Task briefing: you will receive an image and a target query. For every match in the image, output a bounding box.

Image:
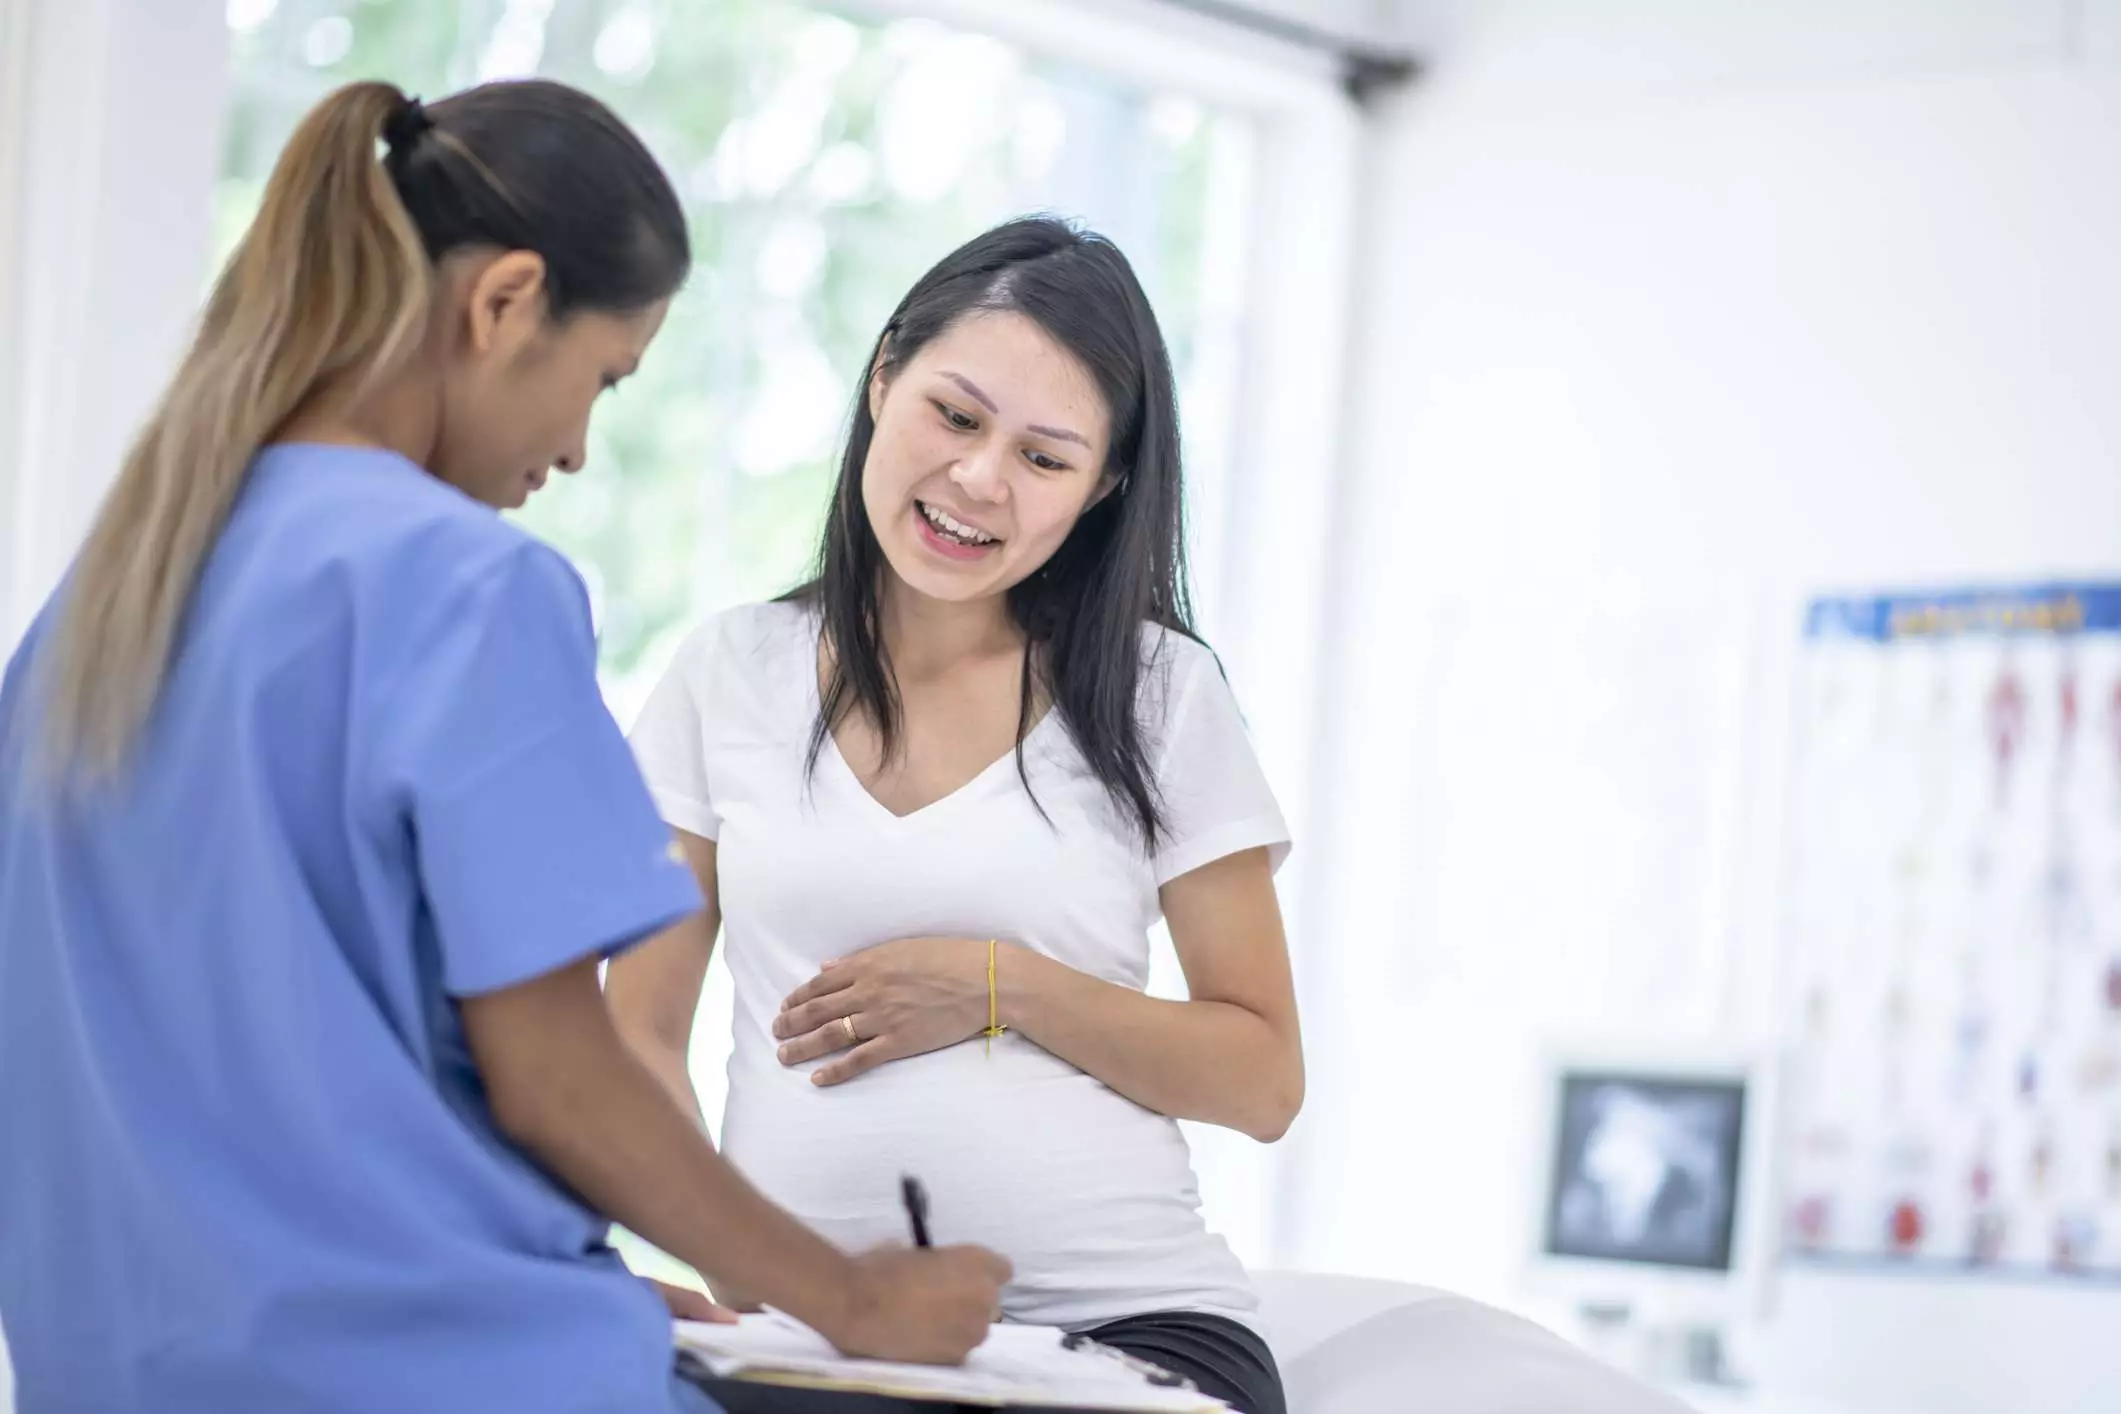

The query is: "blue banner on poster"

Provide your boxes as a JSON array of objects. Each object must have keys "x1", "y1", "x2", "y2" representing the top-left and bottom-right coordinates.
[{"x1": 1805, "y1": 582, "x2": 2121, "y2": 641}]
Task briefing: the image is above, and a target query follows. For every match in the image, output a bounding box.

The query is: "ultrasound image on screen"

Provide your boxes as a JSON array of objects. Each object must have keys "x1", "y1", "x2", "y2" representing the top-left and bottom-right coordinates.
[{"x1": 1543, "y1": 1072, "x2": 1746, "y2": 1272}]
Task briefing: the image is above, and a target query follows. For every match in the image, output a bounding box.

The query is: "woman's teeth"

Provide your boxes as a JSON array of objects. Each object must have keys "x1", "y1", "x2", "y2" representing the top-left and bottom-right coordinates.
[{"x1": 919, "y1": 501, "x2": 998, "y2": 546}]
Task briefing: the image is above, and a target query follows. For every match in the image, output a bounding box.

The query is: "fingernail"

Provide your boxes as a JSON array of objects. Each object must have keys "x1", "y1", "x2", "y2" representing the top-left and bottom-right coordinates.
[{"x1": 777, "y1": 1046, "x2": 792, "y2": 1063}]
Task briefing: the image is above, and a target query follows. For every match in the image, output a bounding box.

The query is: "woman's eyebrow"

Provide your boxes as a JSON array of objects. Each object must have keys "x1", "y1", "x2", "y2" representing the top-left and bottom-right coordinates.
[
  {"x1": 940, "y1": 371, "x2": 997, "y2": 414},
  {"x1": 941, "y1": 371, "x2": 1088, "y2": 447}
]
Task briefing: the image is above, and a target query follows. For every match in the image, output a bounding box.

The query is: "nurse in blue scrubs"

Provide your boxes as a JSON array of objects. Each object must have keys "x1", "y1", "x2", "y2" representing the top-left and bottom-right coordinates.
[{"x1": 0, "y1": 79, "x2": 1004, "y2": 1414}]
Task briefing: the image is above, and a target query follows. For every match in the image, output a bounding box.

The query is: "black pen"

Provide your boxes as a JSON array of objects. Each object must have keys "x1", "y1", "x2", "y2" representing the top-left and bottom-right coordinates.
[{"x1": 900, "y1": 1174, "x2": 932, "y2": 1248}]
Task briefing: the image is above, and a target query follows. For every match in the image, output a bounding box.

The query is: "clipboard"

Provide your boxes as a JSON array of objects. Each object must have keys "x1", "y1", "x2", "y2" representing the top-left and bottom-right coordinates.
[{"x1": 674, "y1": 1313, "x2": 1231, "y2": 1411}]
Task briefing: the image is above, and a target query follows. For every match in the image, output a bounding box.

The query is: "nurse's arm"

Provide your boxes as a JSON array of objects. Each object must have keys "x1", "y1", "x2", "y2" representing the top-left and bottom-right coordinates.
[
  {"x1": 460, "y1": 950, "x2": 1008, "y2": 1360},
  {"x1": 605, "y1": 829, "x2": 720, "y2": 1121},
  {"x1": 463, "y1": 954, "x2": 844, "y2": 1310}
]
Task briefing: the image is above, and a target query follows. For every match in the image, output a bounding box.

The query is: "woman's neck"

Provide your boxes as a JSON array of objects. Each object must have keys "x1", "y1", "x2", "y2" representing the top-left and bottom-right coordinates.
[
  {"x1": 275, "y1": 363, "x2": 439, "y2": 467},
  {"x1": 878, "y1": 575, "x2": 1020, "y2": 681}
]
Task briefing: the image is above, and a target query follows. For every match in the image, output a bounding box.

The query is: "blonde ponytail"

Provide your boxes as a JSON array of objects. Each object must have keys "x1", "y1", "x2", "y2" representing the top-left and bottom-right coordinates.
[{"x1": 39, "y1": 82, "x2": 432, "y2": 780}]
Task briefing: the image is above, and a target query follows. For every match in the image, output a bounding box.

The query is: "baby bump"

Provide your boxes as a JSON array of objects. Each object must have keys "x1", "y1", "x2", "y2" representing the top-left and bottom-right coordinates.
[{"x1": 718, "y1": 1036, "x2": 1228, "y2": 1316}]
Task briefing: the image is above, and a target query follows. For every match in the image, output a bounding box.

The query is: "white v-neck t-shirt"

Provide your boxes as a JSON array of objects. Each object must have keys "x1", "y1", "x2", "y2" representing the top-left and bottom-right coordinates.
[{"x1": 627, "y1": 601, "x2": 1289, "y2": 1329}]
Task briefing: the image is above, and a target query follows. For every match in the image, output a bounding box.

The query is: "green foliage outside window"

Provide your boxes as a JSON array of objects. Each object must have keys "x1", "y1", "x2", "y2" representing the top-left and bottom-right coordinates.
[{"x1": 218, "y1": 0, "x2": 1246, "y2": 717}]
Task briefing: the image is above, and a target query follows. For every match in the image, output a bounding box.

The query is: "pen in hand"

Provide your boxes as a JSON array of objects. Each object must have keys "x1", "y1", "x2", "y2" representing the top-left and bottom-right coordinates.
[{"x1": 900, "y1": 1174, "x2": 932, "y2": 1249}]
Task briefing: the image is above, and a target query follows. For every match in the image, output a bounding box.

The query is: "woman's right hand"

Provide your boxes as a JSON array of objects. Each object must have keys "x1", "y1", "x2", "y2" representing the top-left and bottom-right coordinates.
[{"x1": 821, "y1": 1244, "x2": 1012, "y2": 1365}]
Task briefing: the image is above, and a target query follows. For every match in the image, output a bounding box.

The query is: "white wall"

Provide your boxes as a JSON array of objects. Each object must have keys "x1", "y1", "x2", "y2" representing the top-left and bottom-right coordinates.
[
  {"x1": 1283, "y1": 2, "x2": 2121, "y2": 1412},
  {"x1": 0, "y1": 0, "x2": 33, "y2": 650},
  {"x1": 0, "y1": 0, "x2": 228, "y2": 649}
]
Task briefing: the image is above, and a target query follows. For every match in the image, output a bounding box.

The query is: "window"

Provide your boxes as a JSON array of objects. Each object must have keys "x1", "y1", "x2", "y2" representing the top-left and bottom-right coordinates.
[
  {"x1": 218, "y1": 0, "x2": 1252, "y2": 723},
  {"x1": 219, "y1": 0, "x2": 1260, "y2": 1284}
]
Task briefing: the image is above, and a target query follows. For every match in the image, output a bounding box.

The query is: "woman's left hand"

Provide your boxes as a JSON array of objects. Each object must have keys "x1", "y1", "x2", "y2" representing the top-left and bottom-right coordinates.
[{"x1": 774, "y1": 938, "x2": 1005, "y2": 1086}]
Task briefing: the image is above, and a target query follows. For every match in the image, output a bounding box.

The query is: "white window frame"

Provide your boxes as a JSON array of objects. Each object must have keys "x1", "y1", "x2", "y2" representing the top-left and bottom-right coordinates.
[{"x1": 0, "y1": 0, "x2": 1365, "y2": 1268}]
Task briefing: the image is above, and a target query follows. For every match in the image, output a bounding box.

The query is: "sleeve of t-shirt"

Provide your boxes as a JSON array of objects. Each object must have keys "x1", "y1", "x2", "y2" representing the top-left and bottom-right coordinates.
[
  {"x1": 1149, "y1": 641, "x2": 1293, "y2": 888},
  {"x1": 626, "y1": 617, "x2": 723, "y2": 841},
  {"x1": 389, "y1": 542, "x2": 703, "y2": 997}
]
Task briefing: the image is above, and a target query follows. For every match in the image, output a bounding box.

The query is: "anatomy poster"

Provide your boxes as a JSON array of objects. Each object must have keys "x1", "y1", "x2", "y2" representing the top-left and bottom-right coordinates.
[{"x1": 1780, "y1": 584, "x2": 2121, "y2": 1281}]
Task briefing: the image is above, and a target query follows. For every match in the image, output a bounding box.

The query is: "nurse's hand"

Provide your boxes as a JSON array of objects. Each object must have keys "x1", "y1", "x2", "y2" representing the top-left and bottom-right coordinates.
[
  {"x1": 774, "y1": 938, "x2": 1010, "y2": 1086},
  {"x1": 828, "y1": 1244, "x2": 1011, "y2": 1364},
  {"x1": 647, "y1": 1278, "x2": 738, "y2": 1324}
]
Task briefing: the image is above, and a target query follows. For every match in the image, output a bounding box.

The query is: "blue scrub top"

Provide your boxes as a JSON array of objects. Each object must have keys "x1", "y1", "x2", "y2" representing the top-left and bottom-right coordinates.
[{"x1": 0, "y1": 444, "x2": 716, "y2": 1412}]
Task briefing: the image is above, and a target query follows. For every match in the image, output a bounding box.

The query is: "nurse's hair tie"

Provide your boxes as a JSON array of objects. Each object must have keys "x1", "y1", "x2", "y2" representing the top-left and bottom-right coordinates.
[{"x1": 382, "y1": 95, "x2": 434, "y2": 157}]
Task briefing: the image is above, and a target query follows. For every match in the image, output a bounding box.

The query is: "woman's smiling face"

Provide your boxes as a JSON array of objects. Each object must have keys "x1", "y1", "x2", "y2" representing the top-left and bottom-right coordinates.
[{"x1": 860, "y1": 310, "x2": 1114, "y2": 606}]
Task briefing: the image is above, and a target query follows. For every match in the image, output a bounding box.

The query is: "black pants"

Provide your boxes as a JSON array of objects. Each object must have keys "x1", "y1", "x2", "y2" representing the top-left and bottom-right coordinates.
[{"x1": 685, "y1": 1310, "x2": 1285, "y2": 1414}]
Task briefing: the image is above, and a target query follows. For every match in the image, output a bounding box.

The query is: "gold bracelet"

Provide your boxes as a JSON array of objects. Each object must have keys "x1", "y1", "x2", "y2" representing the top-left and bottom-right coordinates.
[{"x1": 984, "y1": 938, "x2": 1009, "y2": 1055}]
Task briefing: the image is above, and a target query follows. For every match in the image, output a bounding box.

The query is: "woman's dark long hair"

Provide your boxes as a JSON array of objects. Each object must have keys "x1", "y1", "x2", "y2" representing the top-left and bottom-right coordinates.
[{"x1": 790, "y1": 217, "x2": 1196, "y2": 845}]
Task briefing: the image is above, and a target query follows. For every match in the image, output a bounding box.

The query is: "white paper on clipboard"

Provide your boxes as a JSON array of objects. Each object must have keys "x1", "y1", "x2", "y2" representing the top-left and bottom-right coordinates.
[{"x1": 674, "y1": 1312, "x2": 1230, "y2": 1411}]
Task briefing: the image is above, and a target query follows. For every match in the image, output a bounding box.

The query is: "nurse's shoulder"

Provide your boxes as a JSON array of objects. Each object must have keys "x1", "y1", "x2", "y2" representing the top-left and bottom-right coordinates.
[{"x1": 231, "y1": 441, "x2": 594, "y2": 673}]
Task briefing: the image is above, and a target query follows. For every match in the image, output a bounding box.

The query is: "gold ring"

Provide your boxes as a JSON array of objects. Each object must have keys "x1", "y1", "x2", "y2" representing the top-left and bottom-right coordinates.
[{"x1": 840, "y1": 1016, "x2": 860, "y2": 1046}]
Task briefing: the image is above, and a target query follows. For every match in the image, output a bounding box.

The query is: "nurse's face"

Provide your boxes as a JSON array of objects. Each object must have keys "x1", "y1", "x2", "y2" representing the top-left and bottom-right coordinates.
[{"x1": 428, "y1": 250, "x2": 668, "y2": 511}]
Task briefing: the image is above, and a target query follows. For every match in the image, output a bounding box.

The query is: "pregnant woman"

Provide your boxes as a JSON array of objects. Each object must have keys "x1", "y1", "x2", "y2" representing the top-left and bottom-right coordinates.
[{"x1": 612, "y1": 217, "x2": 1303, "y2": 1414}]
